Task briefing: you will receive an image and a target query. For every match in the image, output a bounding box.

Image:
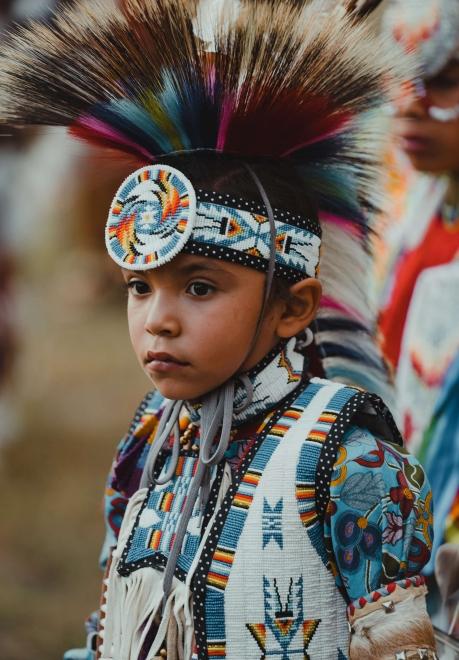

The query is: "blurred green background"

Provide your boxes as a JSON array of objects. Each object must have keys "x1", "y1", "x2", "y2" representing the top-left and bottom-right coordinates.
[{"x1": 0, "y1": 296, "x2": 146, "y2": 658}]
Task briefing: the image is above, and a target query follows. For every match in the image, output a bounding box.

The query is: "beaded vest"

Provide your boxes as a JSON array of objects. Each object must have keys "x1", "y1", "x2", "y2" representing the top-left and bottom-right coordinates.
[{"x1": 99, "y1": 343, "x2": 400, "y2": 660}]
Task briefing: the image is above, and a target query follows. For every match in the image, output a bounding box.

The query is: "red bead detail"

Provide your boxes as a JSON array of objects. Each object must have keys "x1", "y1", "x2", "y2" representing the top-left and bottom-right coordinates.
[
  {"x1": 359, "y1": 597, "x2": 367, "y2": 608},
  {"x1": 387, "y1": 582, "x2": 396, "y2": 594},
  {"x1": 372, "y1": 591, "x2": 381, "y2": 601}
]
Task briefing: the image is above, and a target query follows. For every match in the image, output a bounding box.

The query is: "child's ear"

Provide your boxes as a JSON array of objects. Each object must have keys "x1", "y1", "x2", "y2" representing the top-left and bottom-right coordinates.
[{"x1": 275, "y1": 278, "x2": 322, "y2": 338}]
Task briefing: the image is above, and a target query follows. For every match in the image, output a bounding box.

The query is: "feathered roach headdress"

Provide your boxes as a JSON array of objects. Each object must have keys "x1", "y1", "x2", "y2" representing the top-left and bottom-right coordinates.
[{"x1": 0, "y1": 0, "x2": 404, "y2": 399}]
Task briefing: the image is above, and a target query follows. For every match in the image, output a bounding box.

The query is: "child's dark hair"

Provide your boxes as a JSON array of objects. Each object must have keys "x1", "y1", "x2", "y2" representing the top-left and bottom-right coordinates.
[
  {"x1": 162, "y1": 150, "x2": 319, "y2": 303},
  {"x1": 162, "y1": 151, "x2": 318, "y2": 226},
  {"x1": 268, "y1": 276, "x2": 293, "y2": 306}
]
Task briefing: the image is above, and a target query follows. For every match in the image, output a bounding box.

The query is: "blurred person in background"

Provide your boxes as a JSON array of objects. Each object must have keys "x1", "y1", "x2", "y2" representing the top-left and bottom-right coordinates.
[{"x1": 380, "y1": 0, "x2": 459, "y2": 638}]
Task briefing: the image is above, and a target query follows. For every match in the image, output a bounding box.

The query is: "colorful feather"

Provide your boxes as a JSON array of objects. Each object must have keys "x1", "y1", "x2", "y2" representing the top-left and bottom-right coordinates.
[{"x1": 0, "y1": 0, "x2": 408, "y2": 398}]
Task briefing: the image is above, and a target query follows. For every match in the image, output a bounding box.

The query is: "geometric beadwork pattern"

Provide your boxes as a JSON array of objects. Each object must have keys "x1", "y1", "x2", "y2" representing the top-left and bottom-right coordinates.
[
  {"x1": 246, "y1": 575, "x2": 321, "y2": 660},
  {"x1": 185, "y1": 338, "x2": 304, "y2": 430},
  {"x1": 204, "y1": 382, "x2": 325, "y2": 659},
  {"x1": 106, "y1": 164, "x2": 321, "y2": 278},
  {"x1": 262, "y1": 498, "x2": 284, "y2": 549},
  {"x1": 192, "y1": 202, "x2": 321, "y2": 278},
  {"x1": 118, "y1": 454, "x2": 214, "y2": 577},
  {"x1": 106, "y1": 164, "x2": 196, "y2": 269}
]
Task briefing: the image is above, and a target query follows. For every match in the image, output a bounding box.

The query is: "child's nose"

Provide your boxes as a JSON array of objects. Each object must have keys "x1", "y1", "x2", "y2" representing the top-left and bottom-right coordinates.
[
  {"x1": 144, "y1": 296, "x2": 181, "y2": 337},
  {"x1": 400, "y1": 96, "x2": 429, "y2": 120},
  {"x1": 396, "y1": 79, "x2": 430, "y2": 120}
]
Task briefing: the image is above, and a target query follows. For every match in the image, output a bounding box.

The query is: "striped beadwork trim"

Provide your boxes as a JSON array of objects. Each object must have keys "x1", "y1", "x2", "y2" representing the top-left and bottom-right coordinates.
[
  {"x1": 314, "y1": 390, "x2": 403, "y2": 525},
  {"x1": 296, "y1": 385, "x2": 359, "y2": 566},
  {"x1": 191, "y1": 376, "x2": 314, "y2": 660},
  {"x1": 348, "y1": 575, "x2": 426, "y2": 617}
]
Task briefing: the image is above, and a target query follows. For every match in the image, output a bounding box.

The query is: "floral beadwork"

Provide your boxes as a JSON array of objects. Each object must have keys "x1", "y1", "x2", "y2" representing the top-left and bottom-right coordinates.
[
  {"x1": 335, "y1": 510, "x2": 381, "y2": 572},
  {"x1": 382, "y1": 512, "x2": 404, "y2": 545},
  {"x1": 389, "y1": 470, "x2": 415, "y2": 519},
  {"x1": 324, "y1": 425, "x2": 433, "y2": 603}
]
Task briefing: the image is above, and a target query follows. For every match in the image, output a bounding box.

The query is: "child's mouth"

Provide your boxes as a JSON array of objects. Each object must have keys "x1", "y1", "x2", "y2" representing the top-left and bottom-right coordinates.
[
  {"x1": 145, "y1": 351, "x2": 189, "y2": 373},
  {"x1": 398, "y1": 132, "x2": 433, "y2": 155}
]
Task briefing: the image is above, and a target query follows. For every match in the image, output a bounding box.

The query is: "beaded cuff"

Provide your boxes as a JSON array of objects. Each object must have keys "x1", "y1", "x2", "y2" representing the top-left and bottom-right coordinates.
[{"x1": 347, "y1": 578, "x2": 437, "y2": 660}]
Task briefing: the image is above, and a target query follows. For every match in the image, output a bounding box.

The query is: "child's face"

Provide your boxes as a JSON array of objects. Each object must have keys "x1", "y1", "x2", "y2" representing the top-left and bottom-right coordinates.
[
  {"x1": 122, "y1": 254, "x2": 286, "y2": 401},
  {"x1": 394, "y1": 61, "x2": 459, "y2": 173}
]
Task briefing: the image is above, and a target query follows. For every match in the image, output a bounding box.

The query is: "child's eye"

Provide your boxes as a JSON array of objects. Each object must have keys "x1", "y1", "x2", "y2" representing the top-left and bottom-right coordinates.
[
  {"x1": 126, "y1": 279, "x2": 150, "y2": 296},
  {"x1": 429, "y1": 75, "x2": 459, "y2": 91},
  {"x1": 187, "y1": 281, "x2": 215, "y2": 297}
]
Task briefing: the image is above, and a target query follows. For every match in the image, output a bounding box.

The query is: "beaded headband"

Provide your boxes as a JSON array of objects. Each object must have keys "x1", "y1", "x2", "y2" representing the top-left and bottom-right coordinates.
[{"x1": 106, "y1": 164, "x2": 322, "y2": 282}]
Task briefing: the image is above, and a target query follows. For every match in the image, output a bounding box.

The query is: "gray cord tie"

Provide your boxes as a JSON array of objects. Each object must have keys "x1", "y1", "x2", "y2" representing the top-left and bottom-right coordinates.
[
  {"x1": 161, "y1": 379, "x2": 237, "y2": 605},
  {"x1": 200, "y1": 381, "x2": 235, "y2": 466},
  {"x1": 139, "y1": 399, "x2": 182, "y2": 489}
]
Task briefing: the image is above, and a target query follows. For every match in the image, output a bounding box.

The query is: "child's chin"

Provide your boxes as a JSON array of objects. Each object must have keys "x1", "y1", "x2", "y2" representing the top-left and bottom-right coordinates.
[
  {"x1": 153, "y1": 380, "x2": 208, "y2": 402},
  {"x1": 147, "y1": 369, "x2": 230, "y2": 401}
]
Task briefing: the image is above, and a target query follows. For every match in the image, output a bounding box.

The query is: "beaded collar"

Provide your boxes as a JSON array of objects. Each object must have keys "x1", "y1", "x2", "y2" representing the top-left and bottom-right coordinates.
[{"x1": 186, "y1": 336, "x2": 306, "y2": 428}]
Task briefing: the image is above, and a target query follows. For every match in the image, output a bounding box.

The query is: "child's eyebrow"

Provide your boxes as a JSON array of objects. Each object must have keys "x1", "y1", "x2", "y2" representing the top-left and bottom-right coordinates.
[
  {"x1": 122, "y1": 269, "x2": 144, "y2": 277},
  {"x1": 174, "y1": 260, "x2": 232, "y2": 276},
  {"x1": 124, "y1": 260, "x2": 235, "y2": 278}
]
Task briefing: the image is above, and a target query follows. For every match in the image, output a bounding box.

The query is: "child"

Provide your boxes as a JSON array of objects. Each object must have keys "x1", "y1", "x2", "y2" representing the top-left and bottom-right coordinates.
[{"x1": 0, "y1": 0, "x2": 436, "y2": 658}]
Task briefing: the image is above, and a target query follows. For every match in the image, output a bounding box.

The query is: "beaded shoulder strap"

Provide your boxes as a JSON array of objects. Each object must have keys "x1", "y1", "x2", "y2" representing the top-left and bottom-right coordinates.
[{"x1": 314, "y1": 388, "x2": 403, "y2": 524}]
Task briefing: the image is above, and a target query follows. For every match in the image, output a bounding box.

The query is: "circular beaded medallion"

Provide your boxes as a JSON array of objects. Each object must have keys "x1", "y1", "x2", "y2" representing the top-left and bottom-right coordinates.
[{"x1": 105, "y1": 164, "x2": 196, "y2": 269}]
